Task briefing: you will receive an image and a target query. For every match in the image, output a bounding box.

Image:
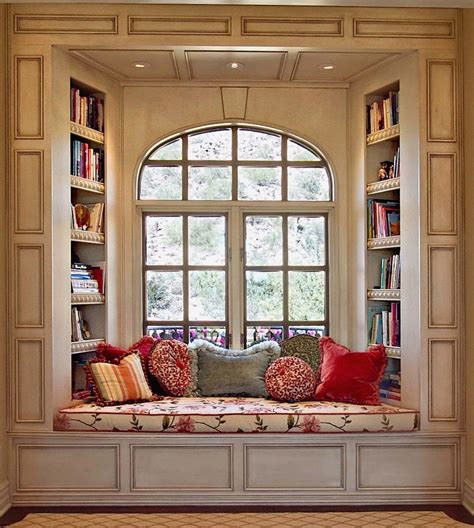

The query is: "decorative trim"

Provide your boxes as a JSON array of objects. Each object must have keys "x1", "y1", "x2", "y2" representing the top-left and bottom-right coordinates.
[
  {"x1": 71, "y1": 293, "x2": 105, "y2": 305},
  {"x1": 428, "y1": 338, "x2": 457, "y2": 422},
  {"x1": 14, "y1": 244, "x2": 44, "y2": 328},
  {"x1": 14, "y1": 150, "x2": 44, "y2": 234},
  {"x1": 463, "y1": 479, "x2": 474, "y2": 515},
  {"x1": 70, "y1": 122, "x2": 104, "y2": 144},
  {"x1": 220, "y1": 87, "x2": 248, "y2": 119},
  {"x1": 427, "y1": 153, "x2": 457, "y2": 235},
  {"x1": 427, "y1": 59, "x2": 457, "y2": 143},
  {"x1": 367, "y1": 236, "x2": 400, "y2": 250},
  {"x1": 353, "y1": 18, "x2": 455, "y2": 39},
  {"x1": 385, "y1": 346, "x2": 401, "y2": 359},
  {"x1": 71, "y1": 339, "x2": 105, "y2": 354},
  {"x1": 71, "y1": 175, "x2": 105, "y2": 194},
  {"x1": 241, "y1": 17, "x2": 343, "y2": 37},
  {"x1": 366, "y1": 124, "x2": 400, "y2": 145},
  {"x1": 428, "y1": 245, "x2": 457, "y2": 328},
  {"x1": 15, "y1": 339, "x2": 45, "y2": 423},
  {"x1": 366, "y1": 177, "x2": 400, "y2": 195},
  {"x1": 128, "y1": 16, "x2": 231, "y2": 35},
  {"x1": 14, "y1": 14, "x2": 118, "y2": 34},
  {"x1": 367, "y1": 289, "x2": 400, "y2": 301},
  {"x1": 0, "y1": 480, "x2": 10, "y2": 517},
  {"x1": 14, "y1": 56, "x2": 44, "y2": 140},
  {"x1": 71, "y1": 229, "x2": 105, "y2": 245}
]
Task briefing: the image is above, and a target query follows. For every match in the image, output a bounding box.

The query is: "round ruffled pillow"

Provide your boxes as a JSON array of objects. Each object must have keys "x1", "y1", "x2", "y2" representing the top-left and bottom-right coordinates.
[
  {"x1": 265, "y1": 356, "x2": 316, "y2": 402},
  {"x1": 149, "y1": 340, "x2": 191, "y2": 396}
]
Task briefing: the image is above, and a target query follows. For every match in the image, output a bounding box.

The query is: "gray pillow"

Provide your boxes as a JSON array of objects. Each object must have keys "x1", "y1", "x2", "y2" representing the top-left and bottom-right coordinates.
[{"x1": 189, "y1": 340, "x2": 281, "y2": 397}]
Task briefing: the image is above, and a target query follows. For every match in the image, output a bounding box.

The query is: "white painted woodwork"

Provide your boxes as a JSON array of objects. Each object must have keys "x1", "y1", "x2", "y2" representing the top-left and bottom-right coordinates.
[
  {"x1": 14, "y1": 150, "x2": 44, "y2": 234},
  {"x1": 428, "y1": 339, "x2": 457, "y2": 421},
  {"x1": 14, "y1": 56, "x2": 43, "y2": 139}
]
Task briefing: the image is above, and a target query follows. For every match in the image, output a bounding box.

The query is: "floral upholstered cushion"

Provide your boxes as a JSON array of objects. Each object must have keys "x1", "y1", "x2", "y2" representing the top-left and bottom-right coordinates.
[
  {"x1": 281, "y1": 334, "x2": 321, "y2": 373},
  {"x1": 149, "y1": 340, "x2": 191, "y2": 397},
  {"x1": 56, "y1": 397, "x2": 419, "y2": 433},
  {"x1": 265, "y1": 357, "x2": 316, "y2": 402}
]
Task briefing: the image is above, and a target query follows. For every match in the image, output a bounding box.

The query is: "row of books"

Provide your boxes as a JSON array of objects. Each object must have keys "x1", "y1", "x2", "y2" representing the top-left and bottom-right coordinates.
[
  {"x1": 71, "y1": 139, "x2": 104, "y2": 182},
  {"x1": 380, "y1": 372, "x2": 401, "y2": 401},
  {"x1": 71, "y1": 262, "x2": 105, "y2": 294},
  {"x1": 378, "y1": 254, "x2": 400, "y2": 290},
  {"x1": 70, "y1": 86, "x2": 104, "y2": 132},
  {"x1": 368, "y1": 199, "x2": 400, "y2": 239},
  {"x1": 392, "y1": 147, "x2": 400, "y2": 179},
  {"x1": 368, "y1": 302, "x2": 400, "y2": 347},
  {"x1": 367, "y1": 91, "x2": 400, "y2": 134},
  {"x1": 71, "y1": 307, "x2": 92, "y2": 342},
  {"x1": 70, "y1": 202, "x2": 105, "y2": 233}
]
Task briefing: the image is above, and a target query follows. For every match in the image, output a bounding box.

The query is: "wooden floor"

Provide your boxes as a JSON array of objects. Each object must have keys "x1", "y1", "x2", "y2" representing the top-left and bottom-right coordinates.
[{"x1": 1, "y1": 506, "x2": 473, "y2": 527}]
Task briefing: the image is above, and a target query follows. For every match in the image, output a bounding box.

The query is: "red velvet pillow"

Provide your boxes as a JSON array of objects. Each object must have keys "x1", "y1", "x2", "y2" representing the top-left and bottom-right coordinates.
[
  {"x1": 149, "y1": 339, "x2": 191, "y2": 396},
  {"x1": 96, "y1": 336, "x2": 156, "y2": 362},
  {"x1": 265, "y1": 357, "x2": 316, "y2": 402},
  {"x1": 315, "y1": 337, "x2": 387, "y2": 405}
]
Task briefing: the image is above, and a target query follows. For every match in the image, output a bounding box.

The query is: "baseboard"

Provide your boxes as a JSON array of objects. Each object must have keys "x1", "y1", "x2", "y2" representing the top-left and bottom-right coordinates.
[
  {"x1": 0, "y1": 480, "x2": 11, "y2": 516},
  {"x1": 463, "y1": 479, "x2": 474, "y2": 516}
]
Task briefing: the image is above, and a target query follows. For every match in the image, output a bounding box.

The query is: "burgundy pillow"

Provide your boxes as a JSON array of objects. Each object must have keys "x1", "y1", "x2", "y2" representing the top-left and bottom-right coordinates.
[
  {"x1": 265, "y1": 356, "x2": 316, "y2": 402},
  {"x1": 149, "y1": 339, "x2": 191, "y2": 396},
  {"x1": 315, "y1": 337, "x2": 387, "y2": 405}
]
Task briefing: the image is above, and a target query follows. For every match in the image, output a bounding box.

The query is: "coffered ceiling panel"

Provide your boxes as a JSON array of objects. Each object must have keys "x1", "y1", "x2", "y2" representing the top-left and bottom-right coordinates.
[{"x1": 185, "y1": 50, "x2": 287, "y2": 81}]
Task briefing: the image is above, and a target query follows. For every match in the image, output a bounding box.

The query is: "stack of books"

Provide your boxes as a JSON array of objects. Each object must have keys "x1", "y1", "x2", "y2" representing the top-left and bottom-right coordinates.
[
  {"x1": 367, "y1": 90, "x2": 400, "y2": 134},
  {"x1": 368, "y1": 199, "x2": 400, "y2": 238},
  {"x1": 71, "y1": 307, "x2": 91, "y2": 342},
  {"x1": 70, "y1": 86, "x2": 104, "y2": 132},
  {"x1": 379, "y1": 255, "x2": 400, "y2": 289},
  {"x1": 380, "y1": 372, "x2": 401, "y2": 401},
  {"x1": 368, "y1": 302, "x2": 400, "y2": 347},
  {"x1": 71, "y1": 262, "x2": 104, "y2": 294},
  {"x1": 71, "y1": 139, "x2": 104, "y2": 181}
]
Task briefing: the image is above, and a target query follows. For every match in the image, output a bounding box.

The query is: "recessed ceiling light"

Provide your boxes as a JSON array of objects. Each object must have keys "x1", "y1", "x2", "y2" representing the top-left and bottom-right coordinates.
[
  {"x1": 320, "y1": 64, "x2": 335, "y2": 71},
  {"x1": 132, "y1": 62, "x2": 150, "y2": 69},
  {"x1": 226, "y1": 62, "x2": 244, "y2": 70}
]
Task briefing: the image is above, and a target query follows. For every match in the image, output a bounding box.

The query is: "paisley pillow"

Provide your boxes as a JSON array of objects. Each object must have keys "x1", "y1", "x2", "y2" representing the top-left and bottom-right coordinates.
[
  {"x1": 281, "y1": 334, "x2": 321, "y2": 373},
  {"x1": 149, "y1": 339, "x2": 191, "y2": 396},
  {"x1": 265, "y1": 356, "x2": 316, "y2": 402}
]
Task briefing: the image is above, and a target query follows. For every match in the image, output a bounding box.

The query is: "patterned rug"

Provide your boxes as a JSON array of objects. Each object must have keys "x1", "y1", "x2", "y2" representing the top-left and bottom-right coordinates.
[{"x1": 8, "y1": 511, "x2": 473, "y2": 527}]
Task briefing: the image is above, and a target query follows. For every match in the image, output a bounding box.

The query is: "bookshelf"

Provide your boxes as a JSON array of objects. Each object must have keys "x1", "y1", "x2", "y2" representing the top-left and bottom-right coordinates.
[
  {"x1": 69, "y1": 79, "x2": 106, "y2": 399},
  {"x1": 365, "y1": 83, "x2": 401, "y2": 406}
]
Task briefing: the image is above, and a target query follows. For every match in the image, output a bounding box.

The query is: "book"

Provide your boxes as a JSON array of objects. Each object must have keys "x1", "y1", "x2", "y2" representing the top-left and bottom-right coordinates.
[
  {"x1": 368, "y1": 200, "x2": 400, "y2": 239},
  {"x1": 368, "y1": 302, "x2": 400, "y2": 347},
  {"x1": 367, "y1": 90, "x2": 400, "y2": 134},
  {"x1": 71, "y1": 86, "x2": 104, "y2": 132},
  {"x1": 71, "y1": 139, "x2": 104, "y2": 181},
  {"x1": 87, "y1": 203, "x2": 105, "y2": 233},
  {"x1": 378, "y1": 255, "x2": 400, "y2": 289}
]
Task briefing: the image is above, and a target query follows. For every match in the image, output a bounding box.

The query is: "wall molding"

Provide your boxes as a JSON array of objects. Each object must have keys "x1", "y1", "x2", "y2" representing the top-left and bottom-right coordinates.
[
  {"x1": 14, "y1": 14, "x2": 118, "y2": 34},
  {"x1": 241, "y1": 17, "x2": 343, "y2": 37},
  {"x1": 427, "y1": 152, "x2": 457, "y2": 235},
  {"x1": 14, "y1": 244, "x2": 44, "y2": 329},
  {"x1": 128, "y1": 16, "x2": 231, "y2": 35},
  {"x1": 428, "y1": 338, "x2": 457, "y2": 422},
  {"x1": 353, "y1": 18, "x2": 455, "y2": 39},
  {"x1": 428, "y1": 245, "x2": 457, "y2": 329},
  {"x1": 0, "y1": 480, "x2": 11, "y2": 517},
  {"x1": 427, "y1": 59, "x2": 457, "y2": 142},
  {"x1": 14, "y1": 150, "x2": 44, "y2": 234},
  {"x1": 463, "y1": 479, "x2": 474, "y2": 515}
]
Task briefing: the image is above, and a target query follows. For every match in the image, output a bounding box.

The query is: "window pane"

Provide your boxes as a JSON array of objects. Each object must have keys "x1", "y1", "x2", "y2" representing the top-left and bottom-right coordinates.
[
  {"x1": 238, "y1": 167, "x2": 281, "y2": 200},
  {"x1": 146, "y1": 271, "x2": 183, "y2": 320},
  {"x1": 289, "y1": 271, "x2": 325, "y2": 320},
  {"x1": 288, "y1": 139, "x2": 320, "y2": 161},
  {"x1": 288, "y1": 167, "x2": 330, "y2": 201},
  {"x1": 289, "y1": 326, "x2": 325, "y2": 338},
  {"x1": 149, "y1": 139, "x2": 182, "y2": 161},
  {"x1": 238, "y1": 129, "x2": 281, "y2": 160},
  {"x1": 140, "y1": 166, "x2": 182, "y2": 200},
  {"x1": 146, "y1": 216, "x2": 183, "y2": 265},
  {"x1": 189, "y1": 129, "x2": 231, "y2": 160},
  {"x1": 189, "y1": 216, "x2": 226, "y2": 266},
  {"x1": 246, "y1": 271, "x2": 283, "y2": 320},
  {"x1": 147, "y1": 326, "x2": 184, "y2": 341},
  {"x1": 246, "y1": 216, "x2": 282, "y2": 266},
  {"x1": 190, "y1": 326, "x2": 226, "y2": 347},
  {"x1": 189, "y1": 270, "x2": 226, "y2": 320},
  {"x1": 246, "y1": 325, "x2": 283, "y2": 347},
  {"x1": 188, "y1": 166, "x2": 232, "y2": 200},
  {"x1": 288, "y1": 216, "x2": 325, "y2": 266}
]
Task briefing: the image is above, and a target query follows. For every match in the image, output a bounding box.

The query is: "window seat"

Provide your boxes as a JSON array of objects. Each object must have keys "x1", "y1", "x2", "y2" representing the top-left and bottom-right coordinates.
[{"x1": 55, "y1": 397, "x2": 418, "y2": 433}]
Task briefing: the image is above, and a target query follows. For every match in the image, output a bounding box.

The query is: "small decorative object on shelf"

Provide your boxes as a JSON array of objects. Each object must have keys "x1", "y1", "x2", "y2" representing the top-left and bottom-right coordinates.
[{"x1": 70, "y1": 202, "x2": 104, "y2": 233}]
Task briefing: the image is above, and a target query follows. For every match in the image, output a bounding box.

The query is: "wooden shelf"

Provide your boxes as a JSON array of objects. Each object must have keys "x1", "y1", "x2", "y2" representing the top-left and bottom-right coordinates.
[
  {"x1": 367, "y1": 288, "x2": 401, "y2": 301},
  {"x1": 71, "y1": 229, "x2": 105, "y2": 244},
  {"x1": 367, "y1": 236, "x2": 400, "y2": 250},
  {"x1": 71, "y1": 293, "x2": 105, "y2": 305},
  {"x1": 70, "y1": 121, "x2": 104, "y2": 144},
  {"x1": 367, "y1": 177, "x2": 400, "y2": 195},
  {"x1": 71, "y1": 175, "x2": 105, "y2": 194},
  {"x1": 386, "y1": 346, "x2": 401, "y2": 359},
  {"x1": 71, "y1": 338, "x2": 105, "y2": 354},
  {"x1": 366, "y1": 124, "x2": 400, "y2": 145}
]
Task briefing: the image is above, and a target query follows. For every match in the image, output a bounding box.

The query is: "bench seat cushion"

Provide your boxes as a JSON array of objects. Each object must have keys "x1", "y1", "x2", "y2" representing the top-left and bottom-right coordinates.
[{"x1": 56, "y1": 397, "x2": 418, "y2": 433}]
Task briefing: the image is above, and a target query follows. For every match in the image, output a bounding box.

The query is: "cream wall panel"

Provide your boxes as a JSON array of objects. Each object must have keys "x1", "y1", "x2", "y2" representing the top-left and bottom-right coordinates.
[
  {"x1": 245, "y1": 445, "x2": 345, "y2": 490},
  {"x1": 428, "y1": 339, "x2": 457, "y2": 421},
  {"x1": 220, "y1": 87, "x2": 248, "y2": 119},
  {"x1": 16, "y1": 445, "x2": 119, "y2": 491},
  {"x1": 241, "y1": 17, "x2": 343, "y2": 37},
  {"x1": 427, "y1": 153, "x2": 457, "y2": 235},
  {"x1": 14, "y1": 245, "x2": 44, "y2": 329},
  {"x1": 357, "y1": 444, "x2": 458, "y2": 490},
  {"x1": 131, "y1": 445, "x2": 232, "y2": 490},
  {"x1": 15, "y1": 339, "x2": 44, "y2": 423},
  {"x1": 14, "y1": 150, "x2": 43, "y2": 234},
  {"x1": 14, "y1": 56, "x2": 43, "y2": 140},
  {"x1": 128, "y1": 16, "x2": 231, "y2": 35},
  {"x1": 428, "y1": 245, "x2": 457, "y2": 328},
  {"x1": 353, "y1": 19, "x2": 455, "y2": 39},
  {"x1": 427, "y1": 59, "x2": 456, "y2": 142},
  {"x1": 14, "y1": 15, "x2": 118, "y2": 35}
]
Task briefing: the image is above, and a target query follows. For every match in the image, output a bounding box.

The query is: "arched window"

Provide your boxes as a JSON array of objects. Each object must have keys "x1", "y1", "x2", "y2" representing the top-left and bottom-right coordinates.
[{"x1": 138, "y1": 125, "x2": 333, "y2": 348}]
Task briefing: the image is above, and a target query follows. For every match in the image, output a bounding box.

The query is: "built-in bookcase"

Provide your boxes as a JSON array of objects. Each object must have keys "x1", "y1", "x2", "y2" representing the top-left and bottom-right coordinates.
[
  {"x1": 69, "y1": 79, "x2": 106, "y2": 400},
  {"x1": 365, "y1": 82, "x2": 401, "y2": 406}
]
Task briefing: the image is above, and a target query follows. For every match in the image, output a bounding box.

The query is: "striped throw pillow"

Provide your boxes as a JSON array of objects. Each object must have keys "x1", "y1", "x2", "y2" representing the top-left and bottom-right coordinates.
[{"x1": 86, "y1": 352, "x2": 154, "y2": 406}]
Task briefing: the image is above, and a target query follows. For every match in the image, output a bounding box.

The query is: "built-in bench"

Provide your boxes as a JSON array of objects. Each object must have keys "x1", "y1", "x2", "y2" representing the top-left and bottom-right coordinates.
[{"x1": 55, "y1": 397, "x2": 418, "y2": 433}]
